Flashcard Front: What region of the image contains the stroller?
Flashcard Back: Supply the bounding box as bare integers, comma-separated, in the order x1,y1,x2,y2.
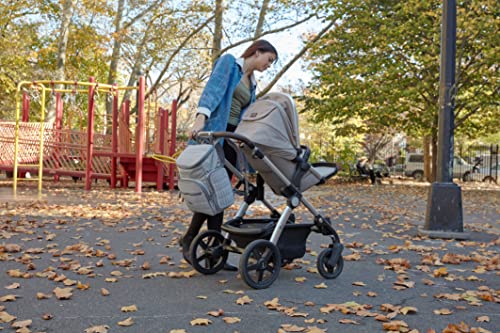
187,92,343,289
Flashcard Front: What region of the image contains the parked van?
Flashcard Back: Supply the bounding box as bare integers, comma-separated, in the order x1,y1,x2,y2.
404,153,474,181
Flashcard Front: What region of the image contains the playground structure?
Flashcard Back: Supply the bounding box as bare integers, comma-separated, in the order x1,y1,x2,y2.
0,77,180,195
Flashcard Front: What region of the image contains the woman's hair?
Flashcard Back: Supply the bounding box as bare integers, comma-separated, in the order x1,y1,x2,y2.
241,39,278,63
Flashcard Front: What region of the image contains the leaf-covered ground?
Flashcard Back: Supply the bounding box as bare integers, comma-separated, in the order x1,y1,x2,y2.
0,179,498,333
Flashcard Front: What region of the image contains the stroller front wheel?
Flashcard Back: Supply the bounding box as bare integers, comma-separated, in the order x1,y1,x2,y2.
190,230,228,275
239,239,281,289
317,248,344,279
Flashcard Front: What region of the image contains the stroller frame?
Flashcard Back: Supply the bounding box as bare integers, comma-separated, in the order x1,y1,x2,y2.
188,131,344,289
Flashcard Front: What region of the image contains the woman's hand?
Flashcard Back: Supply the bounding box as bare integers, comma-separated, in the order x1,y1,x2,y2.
190,114,206,139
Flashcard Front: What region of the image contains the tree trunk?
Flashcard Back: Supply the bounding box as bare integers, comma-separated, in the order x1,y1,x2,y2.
48,0,74,124
211,0,224,64
423,136,432,182
105,0,125,134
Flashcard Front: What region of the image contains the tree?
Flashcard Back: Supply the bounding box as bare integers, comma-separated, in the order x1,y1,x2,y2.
0,0,337,130
0,1,45,119
304,0,499,180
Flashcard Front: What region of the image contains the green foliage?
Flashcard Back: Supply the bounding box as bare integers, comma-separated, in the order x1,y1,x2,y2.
304,0,499,140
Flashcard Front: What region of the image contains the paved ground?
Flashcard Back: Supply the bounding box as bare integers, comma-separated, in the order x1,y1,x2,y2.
0,178,499,333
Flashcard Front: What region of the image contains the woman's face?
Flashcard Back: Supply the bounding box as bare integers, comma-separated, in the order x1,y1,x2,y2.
254,51,276,72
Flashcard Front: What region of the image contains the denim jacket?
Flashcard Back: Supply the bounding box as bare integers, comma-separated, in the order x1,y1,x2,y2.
197,54,256,133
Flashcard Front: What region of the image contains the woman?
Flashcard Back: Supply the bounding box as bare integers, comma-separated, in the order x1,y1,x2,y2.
181,39,278,270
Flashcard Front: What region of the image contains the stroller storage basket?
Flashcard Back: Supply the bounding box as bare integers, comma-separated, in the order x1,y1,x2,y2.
222,218,276,248
222,218,312,260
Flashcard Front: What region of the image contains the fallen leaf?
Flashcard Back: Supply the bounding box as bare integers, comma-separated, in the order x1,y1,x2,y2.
339,318,359,324
42,313,53,320
236,295,253,305
0,295,18,302
101,288,110,296
36,292,51,300
7,269,25,278
375,314,389,322
121,305,138,312
117,317,134,326
382,320,409,331
400,306,418,315
77,281,90,290
433,267,448,277
5,283,21,290
207,309,224,317
433,308,453,315
264,298,280,310
222,317,241,324
0,311,16,323
393,280,415,289
190,318,212,326
422,278,435,286
15,327,31,333
3,244,22,252
314,283,327,289
11,319,32,328
476,315,489,322
352,281,366,286
53,287,73,300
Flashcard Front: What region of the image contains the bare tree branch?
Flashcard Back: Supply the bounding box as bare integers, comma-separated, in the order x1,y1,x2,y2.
146,15,215,99
254,0,271,38
122,0,166,30
258,19,335,96
219,14,318,55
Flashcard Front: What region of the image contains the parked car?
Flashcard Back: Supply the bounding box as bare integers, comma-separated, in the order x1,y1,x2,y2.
404,153,474,181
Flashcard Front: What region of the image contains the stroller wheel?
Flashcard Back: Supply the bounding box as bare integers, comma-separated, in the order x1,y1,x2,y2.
317,248,344,279
239,239,281,289
190,230,228,275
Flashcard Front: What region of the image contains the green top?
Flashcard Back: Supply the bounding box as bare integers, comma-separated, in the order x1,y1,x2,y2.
228,79,251,126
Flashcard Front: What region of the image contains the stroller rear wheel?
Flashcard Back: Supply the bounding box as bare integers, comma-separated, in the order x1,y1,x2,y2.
239,239,281,289
317,248,344,279
190,230,228,275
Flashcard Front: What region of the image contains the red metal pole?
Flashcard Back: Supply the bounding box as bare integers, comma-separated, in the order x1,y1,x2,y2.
168,99,177,190
111,85,118,189
85,77,96,190
55,92,63,130
22,92,30,122
120,100,131,188
135,77,145,193
156,107,166,191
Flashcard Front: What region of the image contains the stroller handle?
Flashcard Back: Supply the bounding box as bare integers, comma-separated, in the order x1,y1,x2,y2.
196,131,256,149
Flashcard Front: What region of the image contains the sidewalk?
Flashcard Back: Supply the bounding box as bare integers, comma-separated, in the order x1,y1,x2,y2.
0,180,498,333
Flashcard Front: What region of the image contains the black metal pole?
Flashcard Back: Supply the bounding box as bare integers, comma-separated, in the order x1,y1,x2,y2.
419,0,468,239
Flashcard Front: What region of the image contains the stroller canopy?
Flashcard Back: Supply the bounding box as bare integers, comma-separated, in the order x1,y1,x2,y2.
236,92,300,160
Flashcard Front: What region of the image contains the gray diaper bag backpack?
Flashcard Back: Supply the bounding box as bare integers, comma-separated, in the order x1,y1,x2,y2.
176,144,234,216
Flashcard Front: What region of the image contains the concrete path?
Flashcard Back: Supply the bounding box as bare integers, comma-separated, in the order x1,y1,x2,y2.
0,180,498,332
